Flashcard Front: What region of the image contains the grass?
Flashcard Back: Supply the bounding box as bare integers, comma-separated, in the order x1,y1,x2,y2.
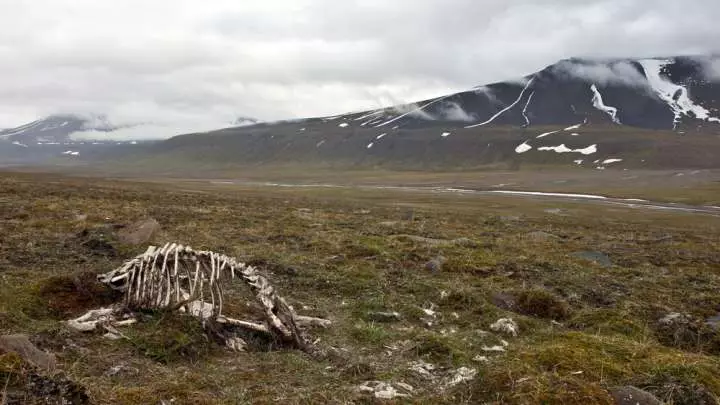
0,171,719,404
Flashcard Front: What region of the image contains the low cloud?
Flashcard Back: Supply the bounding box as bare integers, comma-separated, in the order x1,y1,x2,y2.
553,60,650,87
436,100,476,122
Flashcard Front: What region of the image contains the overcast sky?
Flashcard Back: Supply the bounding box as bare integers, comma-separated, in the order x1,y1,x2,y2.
1,0,719,134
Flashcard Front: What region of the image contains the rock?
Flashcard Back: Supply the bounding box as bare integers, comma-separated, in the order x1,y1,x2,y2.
74,214,88,222
401,208,415,221
453,237,479,248
609,386,661,405
378,221,399,227
425,256,447,273
706,312,720,331
0,334,56,372
655,312,718,352
544,208,565,215
490,318,519,337
572,251,612,268
367,311,402,323
117,218,160,245
525,231,560,241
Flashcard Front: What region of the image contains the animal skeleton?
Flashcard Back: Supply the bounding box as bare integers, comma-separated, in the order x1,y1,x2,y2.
66,243,330,352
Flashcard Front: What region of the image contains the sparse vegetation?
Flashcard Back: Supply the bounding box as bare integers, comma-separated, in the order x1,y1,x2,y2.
0,171,719,404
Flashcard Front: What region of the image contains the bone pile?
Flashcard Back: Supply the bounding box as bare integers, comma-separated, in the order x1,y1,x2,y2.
66,243,330,352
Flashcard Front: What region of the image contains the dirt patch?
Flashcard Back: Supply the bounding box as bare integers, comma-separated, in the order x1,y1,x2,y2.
38,271,122,318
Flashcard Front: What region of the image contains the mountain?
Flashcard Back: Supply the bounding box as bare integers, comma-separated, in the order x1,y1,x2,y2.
124,55,720,172
0,114,116,144
0,114,149,165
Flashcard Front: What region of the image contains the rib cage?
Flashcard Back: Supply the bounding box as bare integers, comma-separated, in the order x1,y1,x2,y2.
97,242,303,345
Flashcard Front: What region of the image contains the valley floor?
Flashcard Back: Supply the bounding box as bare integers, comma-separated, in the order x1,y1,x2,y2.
1,171,720,404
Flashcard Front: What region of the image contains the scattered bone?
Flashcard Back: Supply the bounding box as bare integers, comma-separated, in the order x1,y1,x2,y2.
408,361,477,391
442,367,477,389
409,360,436,380
490,318,519,337
357,381,413,399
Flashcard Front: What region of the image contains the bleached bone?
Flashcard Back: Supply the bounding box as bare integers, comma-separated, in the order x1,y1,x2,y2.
67,243,330,352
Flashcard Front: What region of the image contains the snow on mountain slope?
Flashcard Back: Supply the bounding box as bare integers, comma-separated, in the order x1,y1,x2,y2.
638,59,720,128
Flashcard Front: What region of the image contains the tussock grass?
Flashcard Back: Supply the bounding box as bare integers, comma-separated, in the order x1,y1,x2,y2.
0,171,719,403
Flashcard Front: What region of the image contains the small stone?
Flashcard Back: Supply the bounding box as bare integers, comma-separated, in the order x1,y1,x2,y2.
117,218,160,245
525,231,560,241
609,386,661,405
572,251,612,268
453,237,479,248
401,208,415,221
74,214,88,221
490,318,519,337
425,256,447,273
367,311,402,323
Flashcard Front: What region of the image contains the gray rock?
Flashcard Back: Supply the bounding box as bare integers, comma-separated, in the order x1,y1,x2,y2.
117,218,160,245
367,311,402,323
453,237,478,248
401,208,415,221
525,231,560,241
0,334,56,372
609,386,661,405
706,313,720,331
572,251,612,268
425,256,447,273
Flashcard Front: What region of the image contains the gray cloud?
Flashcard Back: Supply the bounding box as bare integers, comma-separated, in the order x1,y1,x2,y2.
1,0,720,137
554,60,650,87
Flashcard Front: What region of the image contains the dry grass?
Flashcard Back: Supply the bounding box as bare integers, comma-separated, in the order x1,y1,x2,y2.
0,171,719,404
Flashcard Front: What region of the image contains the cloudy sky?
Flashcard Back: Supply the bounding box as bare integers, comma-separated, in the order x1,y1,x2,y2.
1,0,719,136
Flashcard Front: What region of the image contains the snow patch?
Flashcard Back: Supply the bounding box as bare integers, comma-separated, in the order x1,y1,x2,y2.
11,141,28,147
564,123,583,131
590,84,621,124
62,150,80,156
515,142,532,154
538,144,597,155
376,133,387,140
602,158,623,164
466,78,536,128
574,159,583,165
354,110,382,121
338,122,349,128
522,91,535,126
366,142,374,149
316,140,326,148
491,190,607,200
374,97,447,128
441,132,451,138
639,59,720,128
537,130,560,139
